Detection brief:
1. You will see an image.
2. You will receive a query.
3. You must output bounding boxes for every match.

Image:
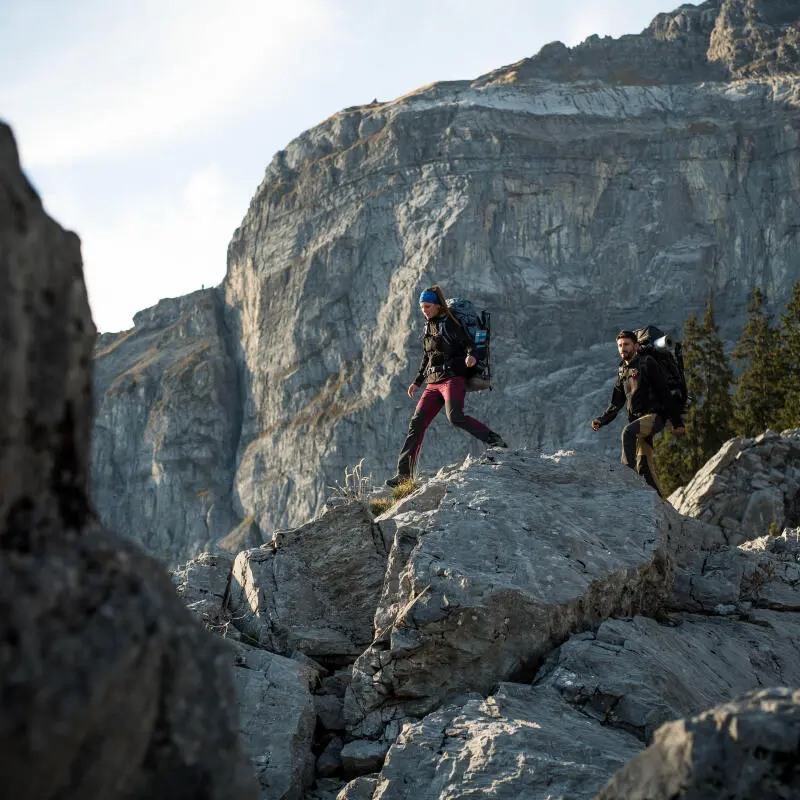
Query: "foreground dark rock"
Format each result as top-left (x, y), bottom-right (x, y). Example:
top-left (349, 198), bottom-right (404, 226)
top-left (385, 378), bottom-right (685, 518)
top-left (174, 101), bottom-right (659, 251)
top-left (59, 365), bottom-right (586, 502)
top-left (0, 122), bottom-right (257, 799)
top-left (598, 688), bottom-right (800, 799)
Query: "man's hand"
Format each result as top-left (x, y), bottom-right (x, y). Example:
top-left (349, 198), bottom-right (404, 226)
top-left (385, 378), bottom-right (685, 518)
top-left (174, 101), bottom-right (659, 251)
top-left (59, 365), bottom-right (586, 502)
top-left (465, 355), bottom-right (477, 368)
top-left (408, 383), bottom-right (420, 399)
top-left (591, 419), bottom-right (602, 431)
top-left (673, 425), bottom-right (687, 436)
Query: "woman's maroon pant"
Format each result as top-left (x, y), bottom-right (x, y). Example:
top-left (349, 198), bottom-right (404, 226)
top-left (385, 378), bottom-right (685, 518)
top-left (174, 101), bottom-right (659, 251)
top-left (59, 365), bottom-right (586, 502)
top-left (396, 376), bottom-right (492, 476)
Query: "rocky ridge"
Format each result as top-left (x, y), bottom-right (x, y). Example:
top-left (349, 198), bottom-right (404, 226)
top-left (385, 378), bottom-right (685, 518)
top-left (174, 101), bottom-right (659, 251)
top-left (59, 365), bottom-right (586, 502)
top-left (93, 0), bottom-right (800, 567)
top-left (173, 430), bottom-right (800, 799)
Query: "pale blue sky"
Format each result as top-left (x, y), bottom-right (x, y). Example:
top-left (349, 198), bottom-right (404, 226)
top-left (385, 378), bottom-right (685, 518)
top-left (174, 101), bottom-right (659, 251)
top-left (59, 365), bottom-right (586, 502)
top-left (1, 0), bottom-right (698, 332)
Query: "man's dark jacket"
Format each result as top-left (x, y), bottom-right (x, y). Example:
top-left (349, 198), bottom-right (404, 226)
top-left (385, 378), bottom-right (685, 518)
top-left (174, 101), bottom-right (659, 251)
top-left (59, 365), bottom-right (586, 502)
top-left (596, 353), bottom-right (684, 428)
top-left (414, 313), bottom-right (474, 385)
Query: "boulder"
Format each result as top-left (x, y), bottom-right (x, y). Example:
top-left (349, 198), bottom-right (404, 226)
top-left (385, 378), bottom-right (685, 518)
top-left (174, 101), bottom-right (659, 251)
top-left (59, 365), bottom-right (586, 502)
top-left (228, 502), bottom-right (389, 662)
top-left (344, 448), bottom-right (687, 733)
top-left (670, 430), bottom-right (800, 542)
top-left (232, 643), bottom-right (317, 799)
top-left (372, 684), bottom-right (641, 799)
top-left (669, 528), bottom-right (800, 614)
top-left (539, 611), bottom-right (800, 743)
top-left (0, 121), bottom-right (257, 799)
top-left (598, 687), bottom-right (800, 799)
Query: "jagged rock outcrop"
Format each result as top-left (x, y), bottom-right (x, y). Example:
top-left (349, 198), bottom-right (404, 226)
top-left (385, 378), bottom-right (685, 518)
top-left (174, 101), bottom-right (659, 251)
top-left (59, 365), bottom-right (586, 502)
top-left (0, 122), bottom-right (258, 799)
top-left (92, 0), bottom-right (800, 556)
top-left (598, 687), bottom-right (800, 799)
top-left (228, 501), bottom-right (390, 663)
top-left (371, 685), bottom-right (641, 799)
top-left (670, 429), bottom-right (800, 541)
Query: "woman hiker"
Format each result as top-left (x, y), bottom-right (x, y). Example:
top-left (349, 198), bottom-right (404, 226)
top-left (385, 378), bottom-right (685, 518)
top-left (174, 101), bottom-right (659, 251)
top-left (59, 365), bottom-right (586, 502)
top-left (386, 285), bottom-right (506, 487)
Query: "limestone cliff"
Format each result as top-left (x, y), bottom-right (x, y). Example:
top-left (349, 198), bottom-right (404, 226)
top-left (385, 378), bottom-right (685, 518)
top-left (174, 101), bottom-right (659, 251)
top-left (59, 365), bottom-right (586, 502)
top-left (93, 0), bottom-right (800, 563)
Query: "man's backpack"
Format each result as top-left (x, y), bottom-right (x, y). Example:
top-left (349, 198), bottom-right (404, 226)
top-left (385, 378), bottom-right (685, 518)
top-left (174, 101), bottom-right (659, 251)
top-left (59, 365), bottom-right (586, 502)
top-left (634, 325), bottom-right (689, 413)
top-left (447, 298), bottom-right (492, 391)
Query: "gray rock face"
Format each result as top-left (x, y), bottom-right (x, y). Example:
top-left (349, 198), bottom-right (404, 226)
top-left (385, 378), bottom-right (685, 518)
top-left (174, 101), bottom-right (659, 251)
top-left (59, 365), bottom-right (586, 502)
top-left (670, 429), bottom-right (800, 541)
top-left (373, 684), bottom-right (641, 800)
top-left (0, 122), bottom-right (257, 799)
top-left (343, 448), bottom-right (684, 732)
top-left (92, 288), bottom-right (248, 567)
top-left (539, 611), bottom-right (800, 742)
top-left (91, 0), bottom-right (800, 554)
top-left (598, 687), bottom-right (800, 799)
top-left (232, 642), bottom-right (318, 799)
top-left (670, 527), bottom-right (800, 613)
top-left (228, 502), bottom-right (389, 662)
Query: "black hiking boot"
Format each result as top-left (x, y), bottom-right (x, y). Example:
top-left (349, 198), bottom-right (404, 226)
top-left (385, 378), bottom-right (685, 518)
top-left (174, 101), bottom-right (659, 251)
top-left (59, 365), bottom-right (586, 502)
top-left (485, 433), bottom-right (508, 448)
top-left (385, 474), bottom-right (411, 488)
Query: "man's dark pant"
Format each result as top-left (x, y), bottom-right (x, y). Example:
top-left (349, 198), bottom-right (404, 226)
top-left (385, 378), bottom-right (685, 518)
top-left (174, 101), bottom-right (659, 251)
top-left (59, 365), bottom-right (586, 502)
top-left (397, 376), bottom-right (491, 476)
top-left (621, 413), bottom-right (666, 497)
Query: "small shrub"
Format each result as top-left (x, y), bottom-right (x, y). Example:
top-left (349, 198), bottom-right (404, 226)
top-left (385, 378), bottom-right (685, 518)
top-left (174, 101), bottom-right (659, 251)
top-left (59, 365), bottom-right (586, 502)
top-left (329, 458), bottom-right (373, 504)
top-left (769, 521), bottom-right (782, 537)
top-left (391, 478), bottom-right (419, 501)
top-left (369, 497), bottom-right (394, 516)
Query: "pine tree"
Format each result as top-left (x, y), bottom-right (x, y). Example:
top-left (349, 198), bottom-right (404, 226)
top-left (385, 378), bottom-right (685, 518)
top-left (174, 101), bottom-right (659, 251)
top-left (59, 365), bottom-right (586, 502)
top-left (732, 286), bottom-right (782, 437)
top-left (776, 280), bottom-right (800, 430)
top-left (695, 299), bottom-right (736, 456)
top-left (655, 301), bottom-right (735, 496)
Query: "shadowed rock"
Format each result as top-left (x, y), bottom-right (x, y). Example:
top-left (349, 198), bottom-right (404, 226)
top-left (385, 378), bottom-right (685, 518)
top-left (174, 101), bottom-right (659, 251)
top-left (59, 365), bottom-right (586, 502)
top-left (0, 122), bottom-right (257, 799)
top-left (598, 688), bottom-right (800, 799)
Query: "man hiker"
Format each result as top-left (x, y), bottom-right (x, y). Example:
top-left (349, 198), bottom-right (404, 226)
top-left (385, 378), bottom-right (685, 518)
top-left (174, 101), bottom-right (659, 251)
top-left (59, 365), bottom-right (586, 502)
top-left (591, 329), bottom-right (686, 497)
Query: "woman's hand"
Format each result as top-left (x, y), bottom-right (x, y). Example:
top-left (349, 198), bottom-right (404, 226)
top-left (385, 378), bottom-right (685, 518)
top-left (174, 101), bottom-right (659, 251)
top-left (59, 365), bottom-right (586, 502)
top-left (408, 383), bottom-right (420, 399)
top-left (465, 355), bottom-right (477, 368)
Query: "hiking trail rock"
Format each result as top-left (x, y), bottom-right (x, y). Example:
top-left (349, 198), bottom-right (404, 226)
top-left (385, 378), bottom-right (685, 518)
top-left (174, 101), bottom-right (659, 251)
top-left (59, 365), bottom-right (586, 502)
top-left (343, 447), bottom-right (686, 734)
top-left (0, 122), bottom-right (257, 799)
top-left (369, 684), bottom-right (641, 800)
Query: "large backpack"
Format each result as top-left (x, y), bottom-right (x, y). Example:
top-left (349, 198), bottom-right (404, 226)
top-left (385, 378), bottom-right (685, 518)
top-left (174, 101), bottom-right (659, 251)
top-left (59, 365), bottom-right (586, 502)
top-left (446, 298), bottom-right (492, 391)
top-left (634, 325), bottom-right (689, 413)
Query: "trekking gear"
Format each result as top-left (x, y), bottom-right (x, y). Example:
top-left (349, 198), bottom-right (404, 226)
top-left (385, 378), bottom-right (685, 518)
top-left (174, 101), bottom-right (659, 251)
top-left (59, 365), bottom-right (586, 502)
top-left (446, 298), bottom-right (492, 391)
top-left (634, 325), bottom-right (689, 412)
top-left (385, 474), bottom-right (409, 488)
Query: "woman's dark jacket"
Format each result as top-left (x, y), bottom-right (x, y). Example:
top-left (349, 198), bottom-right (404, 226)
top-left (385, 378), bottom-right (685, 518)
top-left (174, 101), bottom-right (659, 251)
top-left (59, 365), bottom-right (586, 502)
top-left (414, 313), bottom-right (474, 385)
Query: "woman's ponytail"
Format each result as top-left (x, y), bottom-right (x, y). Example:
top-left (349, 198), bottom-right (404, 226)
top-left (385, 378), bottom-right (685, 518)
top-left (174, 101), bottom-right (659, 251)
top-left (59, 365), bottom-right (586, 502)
top-left (429, 284), bottom-right (461, 327)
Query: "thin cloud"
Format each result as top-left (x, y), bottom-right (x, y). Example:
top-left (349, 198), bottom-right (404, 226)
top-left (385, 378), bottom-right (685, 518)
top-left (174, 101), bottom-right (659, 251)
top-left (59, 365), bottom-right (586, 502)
top-left (4, 0), bottom-right (338, 168)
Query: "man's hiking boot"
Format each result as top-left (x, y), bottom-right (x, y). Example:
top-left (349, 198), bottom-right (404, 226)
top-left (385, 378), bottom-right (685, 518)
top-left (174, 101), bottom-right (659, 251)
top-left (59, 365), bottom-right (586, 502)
top-left (485, 433), bottom-right (508, 448)
top-left (385, 474), bottom-right (410, 488)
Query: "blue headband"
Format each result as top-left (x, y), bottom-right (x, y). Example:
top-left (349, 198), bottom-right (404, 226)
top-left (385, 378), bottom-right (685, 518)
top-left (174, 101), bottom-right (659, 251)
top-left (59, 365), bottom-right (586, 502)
top-left (419, 290), bottom-right (439, 304)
